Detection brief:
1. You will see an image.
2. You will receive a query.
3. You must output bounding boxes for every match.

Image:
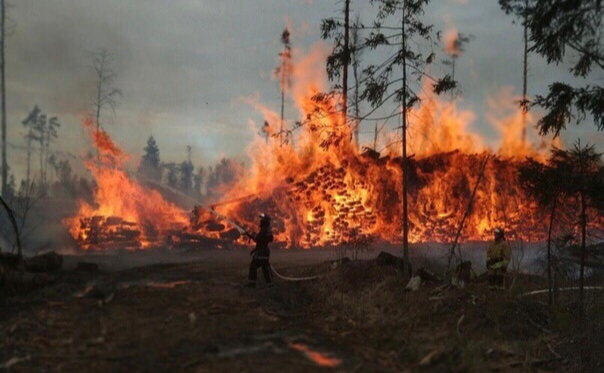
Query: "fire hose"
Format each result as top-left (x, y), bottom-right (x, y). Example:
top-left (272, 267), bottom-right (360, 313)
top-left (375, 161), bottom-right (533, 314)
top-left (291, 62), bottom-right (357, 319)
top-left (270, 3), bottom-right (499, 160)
top-left (137, 173), bottom-right (323, 281)
top-left (202, 207), bottom-right (323, 282)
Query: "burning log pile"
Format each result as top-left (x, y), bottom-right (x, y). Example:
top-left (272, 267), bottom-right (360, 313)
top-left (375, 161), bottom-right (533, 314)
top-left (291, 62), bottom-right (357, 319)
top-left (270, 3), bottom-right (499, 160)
top-left (289, 163), bottom-right (377, 247)
top-left (204, 149), bottom-right (600, 248)
top-left (75, 215), bottom-right (142, 249)
top-left (189, 150), bottom-right (564, 248)
top-left (64, 58), bottom-right (603, 251)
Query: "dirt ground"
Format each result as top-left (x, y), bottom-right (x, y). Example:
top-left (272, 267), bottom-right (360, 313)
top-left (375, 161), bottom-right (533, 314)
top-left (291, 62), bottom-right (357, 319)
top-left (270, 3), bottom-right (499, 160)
top-left (1, 248), bottom-right (602, 373)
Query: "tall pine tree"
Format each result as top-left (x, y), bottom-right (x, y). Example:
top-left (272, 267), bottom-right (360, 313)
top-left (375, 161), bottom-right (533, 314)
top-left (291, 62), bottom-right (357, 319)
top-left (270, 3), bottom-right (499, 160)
top-left (138, 136), bottom-right (161, 181)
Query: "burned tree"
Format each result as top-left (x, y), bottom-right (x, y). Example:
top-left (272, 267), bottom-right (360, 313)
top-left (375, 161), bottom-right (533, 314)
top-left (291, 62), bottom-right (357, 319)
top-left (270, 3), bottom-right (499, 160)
top-left (274, 28), bottom-right (293, 146)
top-left (357, 0), bottom-right (456, 276)
top-left (320, 0), bottom-right (352, 135)
top-left (43, 116), bottom-right (60, 186)
top-left (21, 106), bottom-right (61, 191)
top-left (499, 0), bottom-right (535, 144)
top-left (179, 146), bottom-right (194, 193)
top-left (0, 0), bottom-right (7, 197)
top-left (442, 30), bottom-right (472, 99)
top-left (519, 153), bottom-right (566, 305)
top-left (138, 136), bottom-right (162, 181)
top-left (501, 0), bottom-right (604, 137)
top-left (88, 49), bottom-right (122, 154)
top-left (21, 105), bottom-right (41, 188)
top-left (548, 143), bottom-right (603, 369)
top-left (351, 13), bottom-right (364, 147)
top-left (31, 113), bottom-right (47, 191)
top-left (549, 144), bottom-right (603, 307)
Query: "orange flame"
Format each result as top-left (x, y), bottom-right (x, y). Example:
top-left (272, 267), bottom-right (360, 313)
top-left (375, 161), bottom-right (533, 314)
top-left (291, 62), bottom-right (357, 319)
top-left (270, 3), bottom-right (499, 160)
top-left (190, 47), bottom-right (573, 247)
top-left (66, 117), bottom-right (189, 250)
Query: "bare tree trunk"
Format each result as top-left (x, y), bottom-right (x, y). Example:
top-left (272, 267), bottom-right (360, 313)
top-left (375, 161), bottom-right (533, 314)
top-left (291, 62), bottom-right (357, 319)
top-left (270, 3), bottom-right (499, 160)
top-left (0, 194), bottom-right (22, 258)
top-left (353, 51), bottom-right (360, 148)
top-left (445, 154), bottom-right (490, 277)
top-left (44, 134), bottom-right (50, 186)
top-left (95, 75), bottom-right (102, 159)
top-left (0, 0), bottom-right (7, 197)
top-left (521, 0), bottom-right (529, 144)
top-left (579, 189), bottom-right (588, 369)
top-left (580, 191), bottom-right (586, 310)
top-left (373, 122), bottom-right (378, 151)
top-left (280, 67), bottom-right (285, 147)
top-left (352, 14), bottom-right (361, 149)
top-left (39, 139), bottom-right (44, 188)
top-left (450, 57), bottom-right (456, 100)
top-left (546, 197), bottom-right (557, 306)
top-left (26, 134), bottom-right (32, 188)
top-left (342, 0), bottom-right (350, 133)
top-left (94, 51), bottom-right (105, 160)
top-left (401, 2), bottom-right (410, 277)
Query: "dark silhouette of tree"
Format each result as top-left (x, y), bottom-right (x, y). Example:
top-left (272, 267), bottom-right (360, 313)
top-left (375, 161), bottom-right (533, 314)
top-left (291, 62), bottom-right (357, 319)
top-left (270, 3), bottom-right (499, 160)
top-left (21, 105), bottom-right (42, 188)
top-left (88, 49), bottom-right (122, 155)
top-left (550, 142), bottom-right (603, 369)
top-left (31, 113), bottom-right (47, 190)
top-left (320, 0), bottom-right (352, 135)
top-left (6, 172), bottom-right (14, 198)
top-left (351, 13), bottom-right (364, 147)
top-left (179, 146), bottom-right (194, 192)
top-left (57, 159), bottom-right (73, 190)
top-left (0, 0), bottom-right (7, 197)
top-left (274, 28), bottom-right (293, 146)
top-left (21, 106), bottom-right (60, 190)
top-left (519, 153), bottom-right (565, 305)
top-left (205, 158), bottom-right (242, 200)
top-left (500, 0), bottom-right (537, 144)
top-left (43, 116), bottom-right (60, 185)
top-left (501, 0), bottom-right (603, 136)
top-left (260, 120), bottom-right (270, 143)
top-left (194, 166), bottom-right (205, 198)
top-left (442, 31), bottom-right (472, 99)
top-left (138, 136), bottom-right (162, 181)
top-left (163, 163), bottom-right (179, 189)
top-left (78, 177), bottom-right (93, 203)
top-left (179, 161), bottom-right (194, 192)
top-left (358, 0), bottom-right (455, 276)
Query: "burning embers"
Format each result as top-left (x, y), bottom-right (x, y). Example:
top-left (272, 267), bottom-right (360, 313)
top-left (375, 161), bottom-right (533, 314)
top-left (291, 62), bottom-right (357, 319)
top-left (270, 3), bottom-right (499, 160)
top-left (289, 163), bottom-right (377, 247)
top-left (189, 150), bottom-right (556, 248)
top-left (75, 215), bottom-right (141, 249)
top-left (65, 48), bottom-right (601, 251)
top-left (66, 118), bottom-right (190, 250)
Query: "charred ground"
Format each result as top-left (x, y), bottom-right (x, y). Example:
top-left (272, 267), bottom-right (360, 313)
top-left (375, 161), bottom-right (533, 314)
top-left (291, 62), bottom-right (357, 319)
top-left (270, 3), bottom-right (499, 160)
top-left (1, 248), bottom-right (602, 373)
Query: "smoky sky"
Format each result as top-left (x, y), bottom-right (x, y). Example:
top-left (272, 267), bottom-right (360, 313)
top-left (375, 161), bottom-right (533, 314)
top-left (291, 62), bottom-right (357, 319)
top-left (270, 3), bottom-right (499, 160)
top-left (6, 0), bottom-right (603, 180)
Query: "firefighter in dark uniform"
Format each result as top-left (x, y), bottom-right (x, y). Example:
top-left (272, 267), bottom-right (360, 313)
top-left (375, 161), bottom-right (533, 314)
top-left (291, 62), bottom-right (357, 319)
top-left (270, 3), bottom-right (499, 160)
top-left (486, 227), bottom-right (511, 290)
top-left (247, 213), bottom-right (274, 288)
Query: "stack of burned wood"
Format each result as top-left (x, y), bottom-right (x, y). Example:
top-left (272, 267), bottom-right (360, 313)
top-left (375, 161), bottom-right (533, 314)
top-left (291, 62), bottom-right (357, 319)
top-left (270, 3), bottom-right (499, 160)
top-left (75, 215), bottom-right (142, 249)
top-left (289, 164), bottom-right (377, 247)
top-left (0, 251), bottom-right (63, 295)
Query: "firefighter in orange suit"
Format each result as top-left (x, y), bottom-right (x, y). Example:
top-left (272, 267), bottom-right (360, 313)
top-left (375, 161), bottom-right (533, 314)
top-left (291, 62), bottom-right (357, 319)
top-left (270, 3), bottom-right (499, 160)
top-left (486, 228), bottom-right (511, 290)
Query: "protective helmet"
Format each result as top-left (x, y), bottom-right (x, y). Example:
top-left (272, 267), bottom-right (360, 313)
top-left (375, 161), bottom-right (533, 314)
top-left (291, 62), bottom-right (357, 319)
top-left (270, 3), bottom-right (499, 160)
top-left (494, 227), bottom-right (505, 237)
top-left (259, 213), bottom-right (271, 227)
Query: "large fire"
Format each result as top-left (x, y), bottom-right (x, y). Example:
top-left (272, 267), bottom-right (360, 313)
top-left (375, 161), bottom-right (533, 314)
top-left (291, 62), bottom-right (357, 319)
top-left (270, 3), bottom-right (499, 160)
top-left (66, 118), bottom-right (189, 249)
top-left (66, 45), bottom-right (600, 250)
